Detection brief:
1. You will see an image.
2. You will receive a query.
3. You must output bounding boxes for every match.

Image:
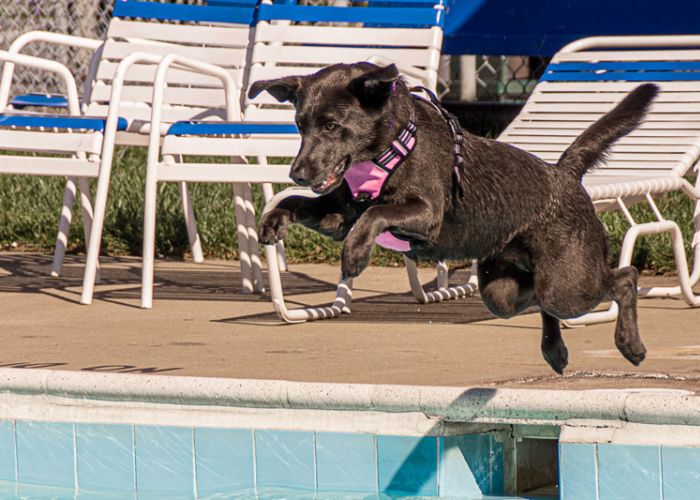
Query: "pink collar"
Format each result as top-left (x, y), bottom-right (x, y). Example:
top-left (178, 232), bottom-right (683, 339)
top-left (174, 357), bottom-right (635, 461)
top-left (343, 119), bottom-right (417, 202)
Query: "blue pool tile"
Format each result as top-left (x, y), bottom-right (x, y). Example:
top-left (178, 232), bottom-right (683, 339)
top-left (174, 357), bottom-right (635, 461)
top-left (135, 425), bottom-right (194, 496)
top-left (559, 443), bottom-right (598, 500)
top-left (0, 421), bottom-right (15, 482)
top-left (598, 444), bottom-right (661, 500)
top-left (661, 446), bottom-right (700, 500)
top-left (15, 421), bottom-right (74, 488)
top-left (316, 432), bottom-right (376, 493)
top-left (195, 427), bottom-right (254, 496)
top-left (490, 435), bottom-right (504, 495)
top-left (15, 482), bottom-right (76, 499)
top-left (255, 430), bottom-right (315, 491)
top-left (439, 434), bottom-right (489, 497)
top-left (377, 435), bottom-right (438, 496)
top-left (75, 423), bottom-right (134, 493)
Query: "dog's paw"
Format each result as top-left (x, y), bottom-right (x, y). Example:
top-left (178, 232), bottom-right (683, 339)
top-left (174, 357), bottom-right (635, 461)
top-left (616, 338), bottom-right (647, 366)
top-left (542, 339), bottom-right (569, 375)
top-left (258, 209), bottom-right (291, 244)
top-left (341, 240), bottom-right (372, 280)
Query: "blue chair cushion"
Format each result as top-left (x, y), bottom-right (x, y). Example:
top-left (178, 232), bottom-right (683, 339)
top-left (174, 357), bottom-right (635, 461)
top-left (113, 0), bottom-right (257, 24)
top-left (10, 93), bottom-right (69, 109)
top-left (541, 61), bottom-right (700, 82)
top-left (167, 121), bottom-right (298, 136)
top-left (256, 2), bottom-right (445, 27)
top-left (0, 114), bottom-right (128, 132)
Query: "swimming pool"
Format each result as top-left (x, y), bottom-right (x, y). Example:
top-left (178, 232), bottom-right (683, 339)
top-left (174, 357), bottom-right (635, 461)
top-left (1, 368), bottom-right (699, 499)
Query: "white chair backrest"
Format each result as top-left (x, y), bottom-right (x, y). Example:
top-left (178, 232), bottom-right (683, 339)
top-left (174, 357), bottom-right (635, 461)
top-left (84, 0), bottom-right (256, 126)
top-left (499, 35), bottom-right (700, 177)
top-left (244, 1), bottom-right (445, 123)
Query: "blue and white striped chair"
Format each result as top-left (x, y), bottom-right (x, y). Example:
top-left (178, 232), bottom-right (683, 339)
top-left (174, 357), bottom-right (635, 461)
top-left (0, 0), bottom-right (258, 303)
top-left (499, 35), bottom-right (700, 325)
top-left (142, 0), bottom-right (480, 319)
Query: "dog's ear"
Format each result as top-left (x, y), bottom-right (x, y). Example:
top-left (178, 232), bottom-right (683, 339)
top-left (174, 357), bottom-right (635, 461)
top-left (248, 75), bottom-right (303, 104)
top-left (348, 64), bottom-right (400, 108)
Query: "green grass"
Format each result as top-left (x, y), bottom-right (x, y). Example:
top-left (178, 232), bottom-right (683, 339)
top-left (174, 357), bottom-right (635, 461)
top-left (0, 146), bottom-right (695, 273)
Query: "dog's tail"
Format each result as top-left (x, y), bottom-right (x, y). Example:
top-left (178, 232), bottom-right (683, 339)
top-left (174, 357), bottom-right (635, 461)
top-left (557, 83), bottom-right (659, 179)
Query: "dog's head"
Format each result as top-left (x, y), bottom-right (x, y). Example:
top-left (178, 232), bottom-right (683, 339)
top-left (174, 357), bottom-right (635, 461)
top-left (249, 63), bottom-right (403, 194)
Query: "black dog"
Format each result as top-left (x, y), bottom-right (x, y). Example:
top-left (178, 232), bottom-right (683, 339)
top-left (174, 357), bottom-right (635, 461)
top-left (250, 63), bottom-right (657, 374)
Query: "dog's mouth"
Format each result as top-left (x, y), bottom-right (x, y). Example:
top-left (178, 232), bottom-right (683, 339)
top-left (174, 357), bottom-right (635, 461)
top-left (311, 156), bottom-right (351, 195)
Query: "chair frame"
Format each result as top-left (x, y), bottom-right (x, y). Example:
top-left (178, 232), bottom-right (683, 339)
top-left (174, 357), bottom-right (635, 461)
top-left (0, 0), bottom-right (259, 305)
top-left (140, 0), bottom-right (480, 320)
top-left (499, 35), bottom-right (700, 326)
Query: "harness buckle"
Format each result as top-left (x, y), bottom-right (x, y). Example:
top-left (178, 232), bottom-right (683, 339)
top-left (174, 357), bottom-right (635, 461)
top-left (355, 192), bottom-right (372, 203)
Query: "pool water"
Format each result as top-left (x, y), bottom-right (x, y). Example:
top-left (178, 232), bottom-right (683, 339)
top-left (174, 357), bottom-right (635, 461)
top-left (0, 481), bottom-right (549, 499)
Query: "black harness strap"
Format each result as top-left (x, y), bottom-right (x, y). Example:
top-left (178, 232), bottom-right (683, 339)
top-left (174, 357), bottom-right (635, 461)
top-left (410, 86), bottom-right (466, 199)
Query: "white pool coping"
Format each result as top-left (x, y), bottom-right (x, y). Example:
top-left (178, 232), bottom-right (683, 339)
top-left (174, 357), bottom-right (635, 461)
top-left (1, 367), bottom-right (699, 434)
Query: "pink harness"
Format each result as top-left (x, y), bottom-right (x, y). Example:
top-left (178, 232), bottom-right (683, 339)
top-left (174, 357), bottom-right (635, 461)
top-left (341, 86), bottom-right (465, 253)
top-left (343, 120), bottom-right (417, 252)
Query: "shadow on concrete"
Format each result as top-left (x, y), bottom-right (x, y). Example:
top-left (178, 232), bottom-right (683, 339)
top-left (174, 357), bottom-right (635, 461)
top-left (0, 253), bottom-right (333, 303)
top-left (0, 253), bottom-right (497, 324)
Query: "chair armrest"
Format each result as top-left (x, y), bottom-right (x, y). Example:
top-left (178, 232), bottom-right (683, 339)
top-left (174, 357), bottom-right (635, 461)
top-left (148, 53), bottom-right (240, 149)
top-left (0, 32), bottom-right (103, 111)
top-left (0, 51), bottom-right (80, 114)
top-left (9, 93), bottom-right (69, 110)
top-left (8, 31), bottom-right (103, 53)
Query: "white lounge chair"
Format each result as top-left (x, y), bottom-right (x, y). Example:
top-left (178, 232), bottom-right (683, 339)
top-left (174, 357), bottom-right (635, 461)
top-left (498, 35), bottom-right (700, 326)
top-left (143, 0), bottom-right (478, 319)
top-left (0, 0), bottom-right (258, 303)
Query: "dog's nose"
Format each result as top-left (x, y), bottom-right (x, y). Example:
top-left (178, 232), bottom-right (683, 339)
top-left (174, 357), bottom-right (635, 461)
top-left (290, 171), bottom-right (312, 186)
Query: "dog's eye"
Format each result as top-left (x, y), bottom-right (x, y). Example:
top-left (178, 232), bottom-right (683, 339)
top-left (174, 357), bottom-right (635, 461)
top-left (324, 122), bottom-right (337, 131)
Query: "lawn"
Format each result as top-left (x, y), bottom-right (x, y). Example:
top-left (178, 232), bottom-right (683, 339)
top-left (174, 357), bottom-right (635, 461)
top-left (0, 146), bottom-right (696, 273)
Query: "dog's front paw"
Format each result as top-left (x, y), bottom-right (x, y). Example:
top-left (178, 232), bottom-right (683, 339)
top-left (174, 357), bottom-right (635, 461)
top-left (341, 238), bottom-right (372, 280)
top-left (258, 208), bottom-right (291, 244)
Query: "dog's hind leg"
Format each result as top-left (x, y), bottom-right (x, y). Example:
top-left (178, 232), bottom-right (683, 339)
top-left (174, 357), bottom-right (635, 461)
top-left (540, 310), bottom-right (569, 374)
top-left (478, 258), bottom-right (534, 319)
top-left (612, 266), bottom-right (646, 365)
top-left (530, 232), bottom-right (645, 368)
top-left (479, 258), bottom-right (569, 373)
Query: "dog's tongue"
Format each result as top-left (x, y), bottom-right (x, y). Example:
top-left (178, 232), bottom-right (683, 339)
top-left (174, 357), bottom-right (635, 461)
top-left (312, 171), bottom-right (337, 193)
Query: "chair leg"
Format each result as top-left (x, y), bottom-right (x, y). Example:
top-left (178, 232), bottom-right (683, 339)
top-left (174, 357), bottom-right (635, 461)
top-left (639, 197), bottom-right (700, 298)
top-left (77, 177), bottom-right (94, 246)
top-left (264, 243), bottom-right (352, 323)
top-left (80, 154), bottom-right (114, 306)
top-left (140, 158), bottom-right (159, 309)
top-left (405, 257), bottom-right (478, 303)
top-left (232, 183), bottom-right (254, 293)
top-left (51, 177), bottom-right (77, 277)
top-left (241, 182), bottom-right (264, 292)
top-left (77, 177), bottom-right (100, 284)
top-left (564, 219), bottom-right (700, 328)
top-left (262, 181), bottom-right (288, 272)
top-left (179, 181), bottom-right (204, 264)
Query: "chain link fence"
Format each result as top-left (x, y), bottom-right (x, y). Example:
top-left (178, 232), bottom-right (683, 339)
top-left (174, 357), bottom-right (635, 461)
top-left (441, 55), bottom-right (549, 103)
top-left (0, 0), bottom-right (543, 103)
top-left (0, 0), bottom-right (114, 95)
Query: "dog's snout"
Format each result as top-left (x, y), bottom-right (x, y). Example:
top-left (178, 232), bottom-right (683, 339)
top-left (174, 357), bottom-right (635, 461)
top-left (290, 154), bottom-right (316, 186)
top-left (290, 171), bottom-right (312, 186)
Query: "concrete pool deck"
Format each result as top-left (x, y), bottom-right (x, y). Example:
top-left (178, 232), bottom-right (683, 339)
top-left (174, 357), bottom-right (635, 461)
top-left (0, 252), bottom-right (698, 393)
